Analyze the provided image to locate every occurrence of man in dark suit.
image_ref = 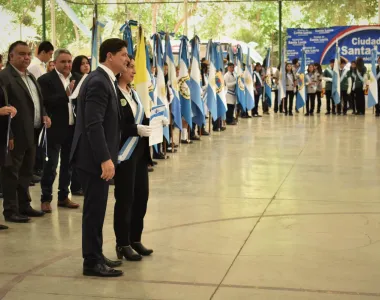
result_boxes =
[38,49,80,213]
[70,38,129,277]
[0,41,51,223]
[0,86,17,230]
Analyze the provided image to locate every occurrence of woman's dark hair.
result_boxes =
[292,58,299,65]
[356,57,366,74]
[0,54,3,63]
[99,38,128,63]
[201,62,208,86]
[72,55,90,75]
[314,62,322,74]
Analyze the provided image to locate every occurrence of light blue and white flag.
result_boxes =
[152,33,169,142]
[277,48,286,104]
[189,36,205,127]
[264,47,272,107]
[296,48,307,109]
[120,21,135,56]
[243,48,255,111]
[90,13,105,70]
[206,40,218,121]
[165,33,182,130]
[235,45,246,111]
[178,36,192,129]
[214,43,227,119]
[368,46,378,108]
[332,43,341,105]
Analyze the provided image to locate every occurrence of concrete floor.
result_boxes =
[1,110,380,300]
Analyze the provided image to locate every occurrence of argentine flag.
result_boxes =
[244,48,255,111]
[120,21,134,56]
[235,45,246,111]
[178,36,192,129]
[189,36,205,127]
[215,43,227,119]
[206,40,218,121]
[368,46,378,108]
[264,48,272,107]
[152,33,170,142]
[332,43,341,105]
[134,26,151,117]
[296,48,307,109]
[165,34,182,130]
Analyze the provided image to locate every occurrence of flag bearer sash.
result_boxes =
[118,89,145,162]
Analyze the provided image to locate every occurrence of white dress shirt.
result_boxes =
[12,64,41,128]
[55,69,74,125]
[28,57,46,80]
[224,71,237,105]
[119,87,137,117]
[99,64,117,97]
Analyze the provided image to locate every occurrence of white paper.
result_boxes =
[149,117,163,146]
[69,74,88,100]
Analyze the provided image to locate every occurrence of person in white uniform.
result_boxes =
[224,63,237,125]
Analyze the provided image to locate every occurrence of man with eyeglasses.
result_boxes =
[0,41,51,223]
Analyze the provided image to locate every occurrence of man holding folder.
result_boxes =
[0,85,17,229]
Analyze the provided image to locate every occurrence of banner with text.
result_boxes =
[287,25,380,65]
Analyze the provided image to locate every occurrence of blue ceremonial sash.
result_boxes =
[118,90,145,163]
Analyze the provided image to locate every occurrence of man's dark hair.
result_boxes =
[99,38,128,63]
[330,59,335,64]
[292,58,299,65]
[38,41,54,55]
[7,41,28,65]
[227,62,234,67]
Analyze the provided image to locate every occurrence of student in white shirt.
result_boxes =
[28,41,54,80]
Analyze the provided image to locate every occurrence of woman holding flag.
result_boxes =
[353,57,367,115]
[305,64,318,116]
[113,58,155,261]
[376,56,380,117]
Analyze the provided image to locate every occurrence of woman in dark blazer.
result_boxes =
[114,58,156,261]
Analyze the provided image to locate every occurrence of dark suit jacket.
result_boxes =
[117,87,150,162]
[0,65,46,151]
[0,86,10,166]
[38,70,78,144]
[70,67,121,175]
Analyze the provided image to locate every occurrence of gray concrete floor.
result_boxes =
[1,110,380,300]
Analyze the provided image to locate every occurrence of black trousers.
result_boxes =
[114,148,149,246]
[1,134,37,217]
[70,168,81,192]
[77,168,109,267]
[252,92,261,115]
[325,90,336,113]
[316,91,322,112]
[355,88,365,114]
[212,117,222,130]
[284,91,294,114]
[226,104,235,123]
[306,93,316,114]
[337,91,349,114]
[273,90,279,112]
[350,91,356,113]
[41,127,74,202]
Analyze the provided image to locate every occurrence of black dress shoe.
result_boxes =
[0,224,9,230]
[220,127,226,131]
[190,135,201,141]
[200,129,210,136]
[116,245,142,261]
[21,206,45,217]
[152,161,158,165]
[132,242,153,256]
[226,121,237,125]
[32,174,41,184]
[181,139,193,144]
[83,263,123,277]
[5,213,30,223]
[104,256,122,268]
[72,189,84,196]
[153,153,166,159]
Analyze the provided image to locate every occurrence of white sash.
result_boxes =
[253,71,263,86]
[340,69,348,83]
[118,89,145,163]
[357,71,365,83]
[286,73,294,86]
[376,71,380,81]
